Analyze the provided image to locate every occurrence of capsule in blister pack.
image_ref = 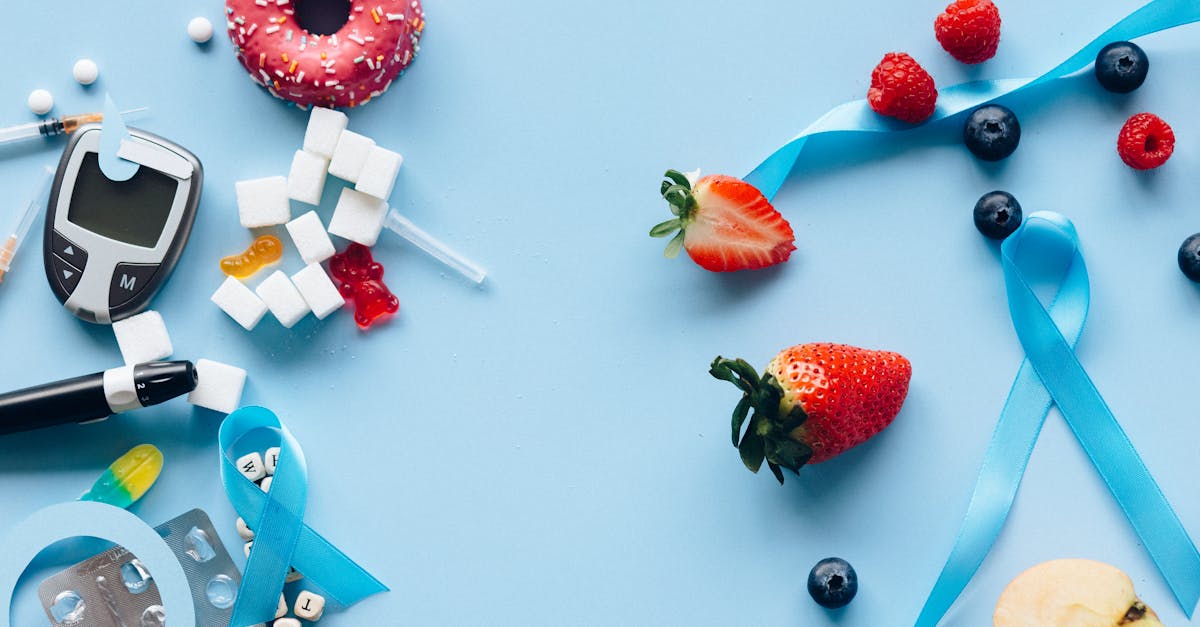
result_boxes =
[38,508,241,626]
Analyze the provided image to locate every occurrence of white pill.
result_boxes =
[188,17,214,43]
[294,590,326,621]
[236,452,266,482]
[27,89,53,115]
[236,517,255,541]
[265,447,280,475]
[72,59,99,85]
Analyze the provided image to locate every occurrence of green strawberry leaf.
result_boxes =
[767,438,814,473]
[730,395,752,447]
[663,231,685,259]
[660,179,672,196]
[708,357,754,394]
[649,218,682,238]
[663,170,691,189]
[663,189,690,216]
[777,404,808,433]
[767,461,785,485]
[661,183,689,200]
[725,359,761,389]
[753,375,784,425]
[738,415,766,473]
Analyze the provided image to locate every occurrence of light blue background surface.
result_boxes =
[1,1,1199,625]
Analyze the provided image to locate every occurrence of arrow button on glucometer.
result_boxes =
[109,263,159,308]
[50,255,83,294]
[51,230,88,269]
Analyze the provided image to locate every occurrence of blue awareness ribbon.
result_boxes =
[915,212,1200,625]
[220,406,387,626]
[743,0,1200,203]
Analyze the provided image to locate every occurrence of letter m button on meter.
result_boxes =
[43,125,201,324]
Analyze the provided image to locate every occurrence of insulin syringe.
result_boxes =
[0,107,148,145]
[385,209,487,284]
[0,167,54,284]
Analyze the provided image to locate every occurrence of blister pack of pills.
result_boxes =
[38,508,240,626]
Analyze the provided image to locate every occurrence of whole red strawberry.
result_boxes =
[1117,113,1174,170]
[710,343,912,483]
[651,170,796,272]
[935,0,1002,64]
[867,53,938,124]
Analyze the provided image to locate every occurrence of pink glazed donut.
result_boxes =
[225,0,424,108]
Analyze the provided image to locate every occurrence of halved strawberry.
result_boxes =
[651,170,796,272]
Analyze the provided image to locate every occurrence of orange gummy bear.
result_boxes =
[220,235,283,279]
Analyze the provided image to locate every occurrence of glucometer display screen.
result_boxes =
[67,153,177,248]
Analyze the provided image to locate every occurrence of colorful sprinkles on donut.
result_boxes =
[225,0,425,108]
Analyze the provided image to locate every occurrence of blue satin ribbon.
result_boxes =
[220,406,387,626]
[915,213,1200,625]
[743,0,1200,203]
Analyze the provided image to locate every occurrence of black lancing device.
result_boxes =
[0,361,197,435]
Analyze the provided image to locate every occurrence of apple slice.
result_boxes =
[994,558,1163,626]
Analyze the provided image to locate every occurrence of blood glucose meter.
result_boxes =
[43,124,201,323]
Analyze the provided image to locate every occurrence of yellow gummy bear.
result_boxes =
[220,235,283,279]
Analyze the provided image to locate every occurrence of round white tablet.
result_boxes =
[72,59,99,85]
[27,89,53,115]
[188,17,214,43]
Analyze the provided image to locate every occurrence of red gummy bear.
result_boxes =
[329,243,399,329]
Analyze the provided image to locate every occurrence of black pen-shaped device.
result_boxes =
[0,361,197,435]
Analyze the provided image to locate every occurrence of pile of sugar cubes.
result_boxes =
[234,448,328,624]
[112,310,248,413]
[212,107,403,330]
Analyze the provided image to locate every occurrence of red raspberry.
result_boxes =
[935,0,1002,64]
[867,53,938,124]
[1117,113,1175,170]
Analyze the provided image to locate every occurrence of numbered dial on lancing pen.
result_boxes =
[43,125,202,324]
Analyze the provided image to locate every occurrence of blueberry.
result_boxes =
[963,105,1021,161]
[807,557,858,609]
[973,191,1023,240]
[1178,234,1200,282]
[1094,41,1149,93]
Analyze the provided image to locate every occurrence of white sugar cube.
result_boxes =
[294,590,326,621]
[188,358,247,414]
[265,446,280,475]
[328,130,376,183]
[260,476,273,493]
[112,310,173,364]
[291,263,345,320]
[286,211,336,265]
[328,188,388,246]
[211,276,268,331]
[255,271,311,328]
[275,619,301,627]
[235,176,290,228]
[236,517,255,541]
[287,150,329,205]
[236,452,266,482]
[302,107,348,158]
[276,594,288,619]
[354,146,403,200]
